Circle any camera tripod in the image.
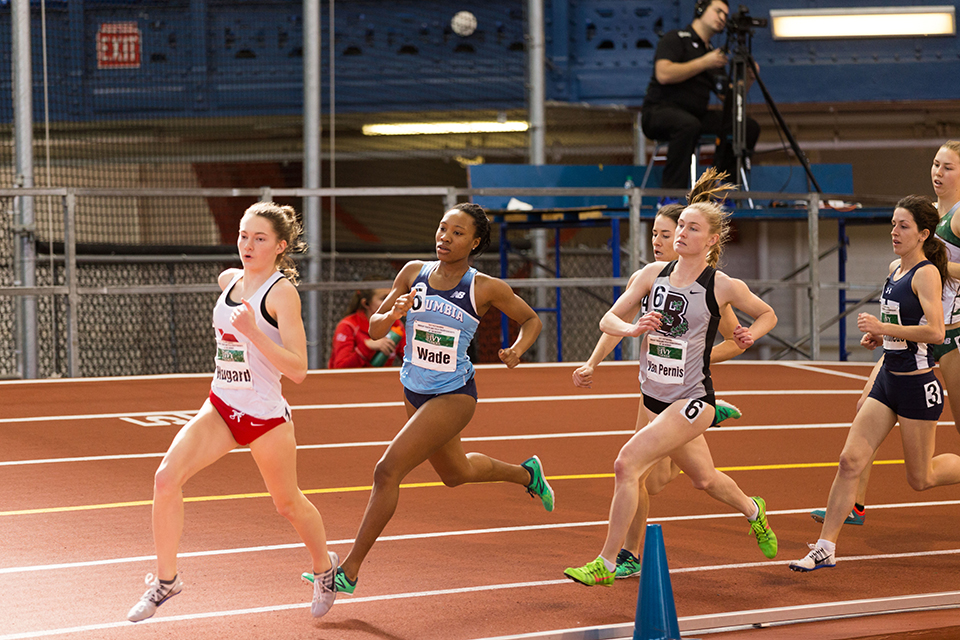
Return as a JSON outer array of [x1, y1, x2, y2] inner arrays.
[[726, 31, 822, 194]]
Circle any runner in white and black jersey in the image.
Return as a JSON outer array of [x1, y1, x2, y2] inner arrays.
[[564, 191, 778, 587], [127, 202, 339, 622], [791, 195, 960, 572], [572, 170, 749, 579]]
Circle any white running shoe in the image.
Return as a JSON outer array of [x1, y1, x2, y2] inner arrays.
[[788, 543, 836, 572], [311, 551, 339, 618], [127, 573, 183, 622]]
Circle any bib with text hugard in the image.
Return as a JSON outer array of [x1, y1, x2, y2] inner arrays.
[[645, 333, 687, 385], [213, 339, 253, 389], [411, 320, 459, 372], [880, 301, 907, 351]]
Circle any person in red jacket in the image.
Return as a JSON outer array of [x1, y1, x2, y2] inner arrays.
[[329, 287, 404, 368]]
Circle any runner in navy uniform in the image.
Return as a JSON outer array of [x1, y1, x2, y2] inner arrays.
[[791, 195, 960, 572], [810, 141, 960, 527]]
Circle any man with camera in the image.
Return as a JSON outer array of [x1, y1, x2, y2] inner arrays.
[[641, 0, 760, 196]]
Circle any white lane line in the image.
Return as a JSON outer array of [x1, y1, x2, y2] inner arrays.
[[6, 420, 960, 468], [0, 521, 605, 575], [779, 361, 871, 381], [4, 546, 960, 640], [6, 500, 960, 576], [0, 389, 865, 426]]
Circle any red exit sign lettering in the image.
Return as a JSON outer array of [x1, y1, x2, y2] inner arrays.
[[96, 22, 141, 69]]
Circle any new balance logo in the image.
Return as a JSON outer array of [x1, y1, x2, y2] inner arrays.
[[450, 291, 466, 299]]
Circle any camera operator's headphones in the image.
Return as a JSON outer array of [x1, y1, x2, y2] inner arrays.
[[694, 0, 711, 19]]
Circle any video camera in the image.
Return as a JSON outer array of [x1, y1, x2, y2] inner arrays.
[[726, 4, 767, 36]]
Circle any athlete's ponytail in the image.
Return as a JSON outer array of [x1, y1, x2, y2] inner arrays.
[[686, 168, 736, 268], [896, 195, 951, 290]]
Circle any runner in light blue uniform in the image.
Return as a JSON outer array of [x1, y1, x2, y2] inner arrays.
[[400, 261, 479, 395], [327, 203, 554, 597]]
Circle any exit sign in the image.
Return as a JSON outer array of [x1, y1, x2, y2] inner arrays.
[[96, 22, 141, 69]]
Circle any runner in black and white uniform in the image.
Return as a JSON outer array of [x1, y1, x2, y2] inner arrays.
[[564, 196, 779, 587], [791, 195, 960, 572], [127, 202, 340, 622], [571, 171, 751, 578]]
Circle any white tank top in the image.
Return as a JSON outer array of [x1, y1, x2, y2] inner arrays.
[[639, 261, 720, 404], [210, 270, 290, 421]]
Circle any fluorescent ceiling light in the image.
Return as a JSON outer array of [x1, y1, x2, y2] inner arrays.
[[770, 6, 956, 39], [362, 121, 529, 136]]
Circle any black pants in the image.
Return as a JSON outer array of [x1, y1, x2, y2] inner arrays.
[[641, 103, 760, 190]]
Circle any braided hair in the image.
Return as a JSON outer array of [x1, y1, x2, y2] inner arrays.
[[449, 202, 491, 256]]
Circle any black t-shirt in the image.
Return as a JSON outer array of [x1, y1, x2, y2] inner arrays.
[[642, 26, 722, 119]]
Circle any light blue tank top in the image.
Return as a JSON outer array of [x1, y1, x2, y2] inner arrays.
[[400, 262, 480, 394]]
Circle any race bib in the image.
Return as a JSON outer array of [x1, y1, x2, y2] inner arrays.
[[645, 333, 687, 385], [409, 283, 428, 314], [880, 301, 907, 351], [411, 320, 459, 372], [213, 339, 253, 389]]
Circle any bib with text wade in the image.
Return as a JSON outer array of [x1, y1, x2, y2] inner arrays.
[[411, 320, 459, 372]]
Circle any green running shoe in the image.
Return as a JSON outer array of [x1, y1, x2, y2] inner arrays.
[[305, 567, 358, 594], [614, 548, 641, 579], [714, 399, 742, 424], [749, 496, 778, 559], [334, 567, 357, 594], [810, 507, 865, 526], [564, 557, 614, 586], [521, 455, 555, 512]]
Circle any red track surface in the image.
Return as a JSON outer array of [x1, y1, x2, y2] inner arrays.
[[2, 362, 960, 639]]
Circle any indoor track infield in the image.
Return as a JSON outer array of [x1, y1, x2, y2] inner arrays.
[[1, 361, 959, 639]]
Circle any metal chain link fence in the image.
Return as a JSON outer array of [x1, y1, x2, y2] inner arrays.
[[0, 238, 624, 378]]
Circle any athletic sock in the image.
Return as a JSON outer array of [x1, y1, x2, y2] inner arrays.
[[747, 498, 760, 522], [159, 575, 177, 586], [816, 538, 836, 554], [600, 556, 616, 573], [854, 503, 865, 514]]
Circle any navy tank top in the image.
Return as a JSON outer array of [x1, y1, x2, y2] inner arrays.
[[880, 260, 935, 372]]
